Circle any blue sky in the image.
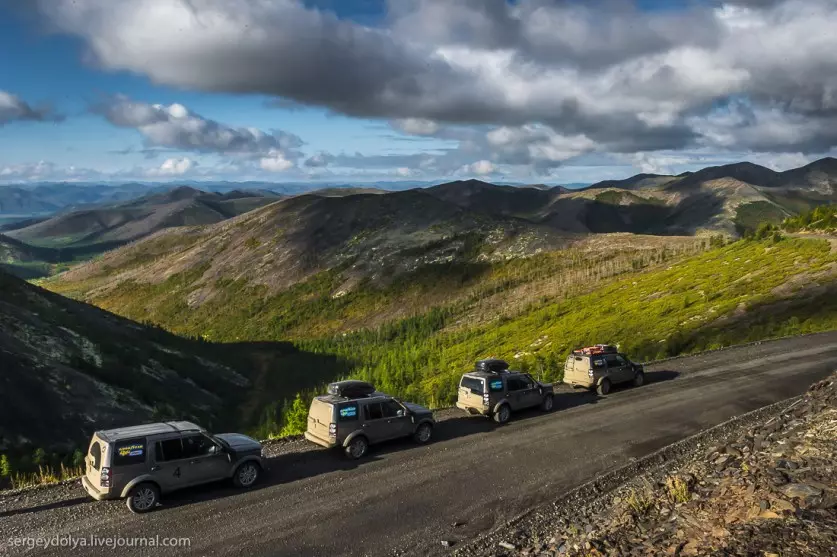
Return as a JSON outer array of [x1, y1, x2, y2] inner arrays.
[[1, 0, 835, 184]]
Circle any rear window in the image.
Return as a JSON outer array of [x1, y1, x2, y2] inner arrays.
[[112, 438, 147, 467], [461, 377, 484, 393], [89, 441, 102, 471]]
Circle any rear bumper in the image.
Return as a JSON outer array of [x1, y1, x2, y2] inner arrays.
[[564, 378, 595, 389], [304, 431, 337, 449], [81, 475, 117, 501], [456, 402, 489, 416]]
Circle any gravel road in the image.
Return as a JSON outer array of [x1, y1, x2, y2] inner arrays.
[[3, 332, 837, 557]]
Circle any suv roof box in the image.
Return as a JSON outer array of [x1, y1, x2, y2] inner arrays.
[[573, 344, 618, 356], [327, 380, 376, 399], [476, 359, 510, 374]]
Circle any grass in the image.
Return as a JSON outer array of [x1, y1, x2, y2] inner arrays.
[[8, 464, 84, 490], [734, 201, 788, 236]]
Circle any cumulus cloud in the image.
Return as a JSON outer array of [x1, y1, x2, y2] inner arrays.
[[0, 90, 62, 125], [33, 0, 837, 158], [96, 97, 303, 158], [459, 160, 496, 176], [147, 157, 196, 176], [260, 150, 295, 172], [0, 161, 103, 182]]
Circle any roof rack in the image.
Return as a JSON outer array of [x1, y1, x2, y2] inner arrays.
[[327, 380, 377, 399], [475, 358, 510, 374], [572, 344, 618, 356]]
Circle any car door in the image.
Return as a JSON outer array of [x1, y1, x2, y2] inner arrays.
[[360, 401, 390, 444], [604, 354, 628, 384], [519, 374, 542, 408], [181, 434, 230, 486], [151, 436, 192, 493], [379, 398, 412, 440], [505, 376, 529, 410]]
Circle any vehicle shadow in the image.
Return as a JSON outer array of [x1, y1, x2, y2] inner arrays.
[[0, 495, 89, 518]]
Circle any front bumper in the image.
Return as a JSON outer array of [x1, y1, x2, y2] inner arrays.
[[304, 431, 337, 449], [81, 475, 117, 501]]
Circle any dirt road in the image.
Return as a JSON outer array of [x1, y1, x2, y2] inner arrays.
[[3, 332, 837, 556]]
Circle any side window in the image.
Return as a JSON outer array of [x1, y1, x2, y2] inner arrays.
[[604, 355, 620, 368], [155, 438, 184, 462], [592, 358, 605, 369], [364, 402, 384, 421], [89, 441, 102, 471], [338, 403, 359, 422], [381, 400, 403, 418], [112, 438, 147, 467], [615, 355, 628, 366], [488, 378, 504, 392], [521, 375, 535, 389], [506, 377, 524, 391], [181, 434, 217, 458]]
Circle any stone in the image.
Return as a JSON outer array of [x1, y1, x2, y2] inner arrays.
[[499, 541, 517, 550], [441, 540, 454, 548], [779, 483, 822, 501]]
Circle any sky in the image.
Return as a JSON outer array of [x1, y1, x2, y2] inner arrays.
[[1, 0, 837, 185]]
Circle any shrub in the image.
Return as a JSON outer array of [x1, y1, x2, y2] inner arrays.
[[279, 394, 309, 437]]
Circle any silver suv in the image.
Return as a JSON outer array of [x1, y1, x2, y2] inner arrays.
[[81, 421, 263, 513]]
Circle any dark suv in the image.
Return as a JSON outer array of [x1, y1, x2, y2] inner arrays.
[[304, 381, 435, 459]]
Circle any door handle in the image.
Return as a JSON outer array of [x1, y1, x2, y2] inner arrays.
[[190, 460, 200, 464], [151, 465, 161, 471]]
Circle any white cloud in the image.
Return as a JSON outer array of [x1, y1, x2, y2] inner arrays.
[[260, 150, 295, 172], [147, 157, 196, 176], [460, 160, 496, 176]]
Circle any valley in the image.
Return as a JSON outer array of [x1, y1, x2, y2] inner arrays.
[[3, 158, 837, 454]]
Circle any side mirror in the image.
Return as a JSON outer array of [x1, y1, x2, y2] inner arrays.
[[397, 409, 405, 417]]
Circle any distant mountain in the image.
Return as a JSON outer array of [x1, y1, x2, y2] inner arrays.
[[0, 269, 348, 451], [6, 186, 280, 249]]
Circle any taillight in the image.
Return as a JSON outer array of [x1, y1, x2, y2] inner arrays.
[[100, 467, 111, 488], [328, 423, 337, 438], [482, 393, 489, 406], [588, 368, 594, 377]]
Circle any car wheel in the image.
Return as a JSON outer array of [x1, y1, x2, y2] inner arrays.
[[233, 461, 261, 488], [345, 436, 369, 459], [540, 394, 554, 412], [596, 378, 611, 396], [414, 423, 433, 444], [126, 482, 159, 514], [493, 404, 511, 424], [632, 371, 645, 387]]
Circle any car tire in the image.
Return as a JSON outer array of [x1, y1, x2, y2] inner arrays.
[[414, 423, 433, 444], [493, 404, 511, 424], [540, 394, 554, 412], [345, 436, 369, 459], [126, 482, 159, 514], [596, 378, 611, 396], [232, 461, 261, 488], [632, 371, 645, 387]]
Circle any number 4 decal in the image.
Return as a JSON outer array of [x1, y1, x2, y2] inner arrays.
[[173, 466, 181, 478]]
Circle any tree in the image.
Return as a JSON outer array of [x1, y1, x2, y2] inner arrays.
[[279, 394, 309, 437], [32, 448, 46, 467], [0, 454, 11, 478]]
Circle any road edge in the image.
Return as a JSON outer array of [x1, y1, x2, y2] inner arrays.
[[453, 394, 804, 555]]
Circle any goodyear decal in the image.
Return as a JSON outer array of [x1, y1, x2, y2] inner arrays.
[[118, 444, 144, 458], [490, 380, 503, 391], [340, 406, 357, 418]]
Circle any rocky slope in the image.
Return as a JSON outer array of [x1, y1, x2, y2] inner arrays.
[[0, 269, 348, 452], [461, 370, 837, 556]]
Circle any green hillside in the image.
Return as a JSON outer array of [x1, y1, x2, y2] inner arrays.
[[46, 234, 837, 431]]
